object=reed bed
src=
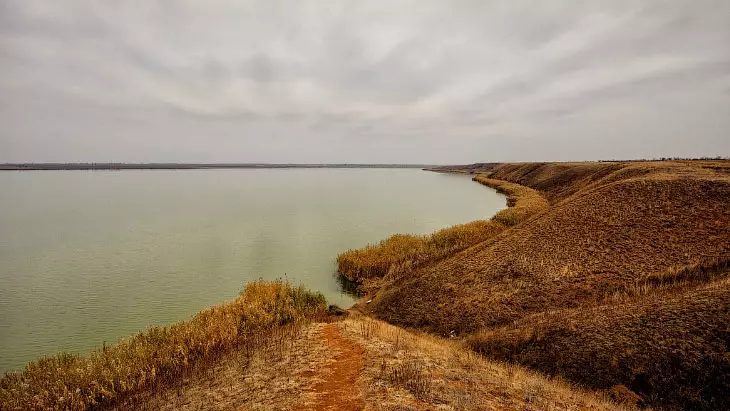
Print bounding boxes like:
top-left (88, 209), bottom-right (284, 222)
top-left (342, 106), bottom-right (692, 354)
top-left (471, 175), bottom-right (548, 226)
top-left (337, 220), bottom-right (504, 284)
top-left (336, 175), bottom-right (546, 285)
top-left (0, 280), bottom-right (326, 410)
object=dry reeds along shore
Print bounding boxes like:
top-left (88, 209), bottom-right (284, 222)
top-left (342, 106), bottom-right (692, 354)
top-left (336, 174), bottom-right (547, 290)
top-left (0, 280), bottom-right (326, 410)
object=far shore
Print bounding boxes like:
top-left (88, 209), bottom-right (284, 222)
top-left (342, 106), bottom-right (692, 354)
top-left (0, 163), bottom-right (438, 171)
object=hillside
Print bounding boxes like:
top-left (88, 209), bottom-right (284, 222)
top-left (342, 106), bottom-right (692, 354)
top-left (0, 285), bottom-right (630, 411)
top-left (111, 316), bottom-right (628, 410)
top-left (468, 265), bottom-right (730, 410)
top-left (345, 160), bottom-right (730, 410)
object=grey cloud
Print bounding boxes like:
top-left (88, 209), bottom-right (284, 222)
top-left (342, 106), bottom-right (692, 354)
top-left (1, 0), bottom-right (729, 163)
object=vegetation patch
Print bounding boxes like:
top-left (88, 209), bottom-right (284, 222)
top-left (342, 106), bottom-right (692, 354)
top-left (0, 281), bottom-right (326, 410)
top-left (466, 275), bottom-right (730, 410)
top-left (471, 175), bottom-right (548, 226)
top-left (336, 175), bottom-right (545, 289)
top-left (362, 160), bottom-right (730, 410)
top-left (337, 220), bottom-right (505, 285)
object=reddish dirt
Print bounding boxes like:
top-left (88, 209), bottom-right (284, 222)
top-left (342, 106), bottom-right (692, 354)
top-left (297, 324), bottom-right (365, 411)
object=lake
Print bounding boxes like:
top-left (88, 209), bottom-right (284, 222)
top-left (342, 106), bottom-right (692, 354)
top-left (0, 168), bottom-right (504, 372)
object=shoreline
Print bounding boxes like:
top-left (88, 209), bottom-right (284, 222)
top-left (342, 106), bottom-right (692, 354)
top-left (0, 163), bottom-right (438, 171)
top-left (337, 172), bottom-right (544, 304)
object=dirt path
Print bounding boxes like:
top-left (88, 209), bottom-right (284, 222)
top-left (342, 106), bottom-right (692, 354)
top-left (297, 323), bottom-right (365, 411)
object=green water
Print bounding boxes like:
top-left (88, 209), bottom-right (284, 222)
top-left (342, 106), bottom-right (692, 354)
top-left (0, 168), bottom-right (504, 372)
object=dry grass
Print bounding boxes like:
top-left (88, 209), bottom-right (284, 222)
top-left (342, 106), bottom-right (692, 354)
top-left (467, 276), bottom-right (730, 410)
top-left (0, 281), bottom-right (326, 410)
top-left (63, 315), bottom-right (634, 410)
top-left (472, 175), bottom-right (549, 226)
top-left (368, 161), bottom-right (730, 333)
top-left (337, 220), bottom-right (505, 286)
top-left (341, 316), bottom-right (631, 410)
top-left (602, 257), bottom-right (730, 303)
top-left (111, 322), bottom-right (333, 410)
top-left (361, 160), bottom-right (730, 410)
top-left (336, 174), bottom-right (546, 289)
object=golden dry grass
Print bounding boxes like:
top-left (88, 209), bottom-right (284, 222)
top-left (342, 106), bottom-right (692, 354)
top-left (467, 274), bottom-right (730, 410)
top-left (361, 160), bottom-right (730, 410)
top-left (0, 281), bottom-right (326, 410)
top-left (109, 322), bottom-right (334, 410)
top-left (340, 316), bottom-right (632, 410)
top-left (336, 175), bottom-right (546, 290)
top-left (472, 175), bottom-right (548, 226)
top-left (90, 315), bottom-right (634, 410)
top-left (337, 220), bottom-right (505, 286)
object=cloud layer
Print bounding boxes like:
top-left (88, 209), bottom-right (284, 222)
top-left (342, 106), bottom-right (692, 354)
top-left (1, 0), bottom-right (729, 163)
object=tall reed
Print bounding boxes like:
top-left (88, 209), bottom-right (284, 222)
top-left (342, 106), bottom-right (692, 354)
top-left (336, 175), bottom-right (547, 285)
top-left (471, 175), bottom-right (548, 227)
top-left (0, 280), bottom-right (326, 410)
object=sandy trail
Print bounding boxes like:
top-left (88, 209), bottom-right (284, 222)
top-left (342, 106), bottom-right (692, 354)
top-left (296, 323), bottom-right (365, 411)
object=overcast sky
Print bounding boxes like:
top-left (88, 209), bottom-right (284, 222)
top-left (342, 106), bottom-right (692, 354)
top-left (1, 1), bottom-right (728, 163)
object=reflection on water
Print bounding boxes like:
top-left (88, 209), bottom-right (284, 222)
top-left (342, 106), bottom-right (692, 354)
top-left (335, 272), bottom-right (363, 298)
top-left (0, 168), bottom-right (505, 372)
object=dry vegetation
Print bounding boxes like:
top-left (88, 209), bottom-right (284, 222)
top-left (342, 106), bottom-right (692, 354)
top-left (337, 220), bottom-right (505, 289)
top-left (356, 160), bottom-right (730, 410)
top-left (94, 315), bottom-right (633, 410)
top-left (0, 281), bottom-right (326, 410)
top-left (472, 175), bottom-right (548, 227)
top-left (340, 316), bottom-right (631, 410)
top-left (336, 174), bottom-right (547, 292)
top-left (467, 274), bottom-right (730, 410)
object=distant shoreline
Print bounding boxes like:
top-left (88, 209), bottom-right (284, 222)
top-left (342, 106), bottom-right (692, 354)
top-left (0, 163), bottom-right (439, 171)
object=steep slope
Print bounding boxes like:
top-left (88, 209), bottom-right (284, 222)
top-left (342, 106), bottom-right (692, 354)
top-left (468, 273), bottom-right (730, 410)
top-left (345, 160), bottom-right (730, 410)
top-left (367, 162), bottom-right (730, 334)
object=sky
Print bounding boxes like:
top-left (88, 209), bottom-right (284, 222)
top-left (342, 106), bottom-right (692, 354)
top-left (1, 1), bottom-right (728, 164)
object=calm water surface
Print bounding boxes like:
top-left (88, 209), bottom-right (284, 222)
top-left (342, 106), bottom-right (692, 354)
top-left (0, 169), bottom-right (504, 372)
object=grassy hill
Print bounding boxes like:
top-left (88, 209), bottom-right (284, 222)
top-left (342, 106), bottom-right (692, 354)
top-left (0, 284), bottom-right (630, 411)
top-left (344, 160), bottom-right (730, 410)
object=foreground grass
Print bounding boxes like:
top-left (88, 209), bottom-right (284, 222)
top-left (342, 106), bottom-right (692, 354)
top-left (336, 175), bottom-right (546, 287)
top-left (342, 316), bottom-right (631, 410)
top-left (111, 315), bottom-right (631, 410)
top-left (0, 281), bottom-right (326, 410)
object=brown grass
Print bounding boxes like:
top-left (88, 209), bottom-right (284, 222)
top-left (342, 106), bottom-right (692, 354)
top-left (0, 281), bottom-right (326, 410)
top-left (341, 316), bottom-right (630, 410)
top-left (368, 162), bottom-right (730, 333)
top-left (467, 275), bottom-right (730, 410)
top-left (336, 174), bottom-right (546, 290)
top-left (97, 316), bottom-right (633, 410)
top-left (360, 160), bottom-right (730, 410)
top-left (337, 220), bottom-right (505, 286)
top-left (472, 175), bottom-right (549, 226)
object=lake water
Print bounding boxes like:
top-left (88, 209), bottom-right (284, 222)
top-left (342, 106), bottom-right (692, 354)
top-left (0, 168), bottom-right (504, 372)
